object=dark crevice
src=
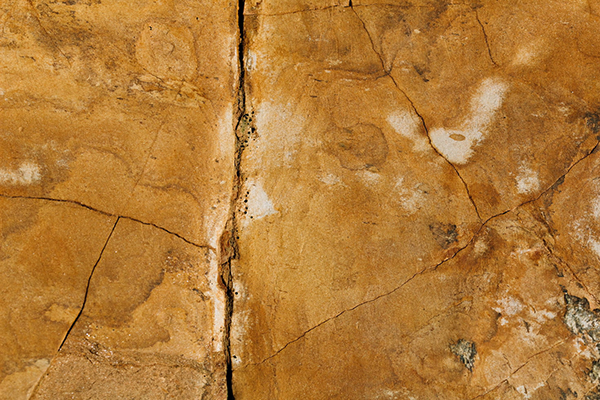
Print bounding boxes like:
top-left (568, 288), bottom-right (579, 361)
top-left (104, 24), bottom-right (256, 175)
top-left (0, 193), bottom-right (213, 251)
top-left (57, 217), bottom-right (120, 352)
top-left (221, 0), bottom-right (246, 399)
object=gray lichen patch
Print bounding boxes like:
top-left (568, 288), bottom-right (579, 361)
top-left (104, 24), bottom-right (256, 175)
top-left (563, 294), bottom-right (600, 342)
top-left (450, 339), bottom-right (477, 371)
top-left (590, 360), bottom-right (600, 383)
top-left (587, 389), bottom-right (600, 400)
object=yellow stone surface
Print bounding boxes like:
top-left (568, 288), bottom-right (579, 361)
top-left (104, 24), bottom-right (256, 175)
top-left (3, 0), bottom-right (600, 399)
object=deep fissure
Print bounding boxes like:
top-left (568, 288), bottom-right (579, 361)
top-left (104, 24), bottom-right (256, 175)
top-left (221, 0), bottom-right (247, 398)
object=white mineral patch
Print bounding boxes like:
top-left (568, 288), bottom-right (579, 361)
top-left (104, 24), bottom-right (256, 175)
top-left (253, 101), bottom-right (306, 167)
top-left (356, 170), bottom-right (381, 186)
top-left (430, 77), bottom-right (509, 164)
top-left (394, 177), bottom-right (425, 215)
top-left (516, 164), bottom-right (540, 194)
top-left (588, 237), bottom-right (600, 259)
top-left (387, 110), bottom-right (429, 152)
top-left (0, 162), bottom-right (41, 185)
top-left (207, 251), bottom-right (225, 352)
top-left (318, 173), bottom-right (342, 186)
top-left (493, 296), bottom-right (524, 316)
top-left (592, 196), bottom-right (600, 219)
top-left (244, 179), bottom-right (277, 226)
top-left (515, 382), bottom-right (545, 400)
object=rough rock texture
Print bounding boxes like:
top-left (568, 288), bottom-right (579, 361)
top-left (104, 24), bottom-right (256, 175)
top-left (0, 0), bottom-right (237, 397)
top-left (231, 0), bottom-right (600, 399)
top-left (3, 0), bottom-right (600, 399)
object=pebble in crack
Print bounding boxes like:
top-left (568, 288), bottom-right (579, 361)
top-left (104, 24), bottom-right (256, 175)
top-left (450, 339), bottom-right (477, 371)
top-left (563, 294), bottom-right (600, 342)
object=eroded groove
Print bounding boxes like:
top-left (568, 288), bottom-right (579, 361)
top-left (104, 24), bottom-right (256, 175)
top-left (0, 193), bottom-right (213, 251)
top-left (220, 0), bottom-right (247, 398)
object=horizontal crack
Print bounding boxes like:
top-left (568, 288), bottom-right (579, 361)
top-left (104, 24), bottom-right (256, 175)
top-left (0, 193), bottom-right (215, 251)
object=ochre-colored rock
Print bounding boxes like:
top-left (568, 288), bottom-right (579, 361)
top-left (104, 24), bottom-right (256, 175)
top-left (231, 1), bottom-right (600, 399)
top-left (3, 0), bottom-right (600, 399)
top-left (0, 0), bottom-right (237, 397)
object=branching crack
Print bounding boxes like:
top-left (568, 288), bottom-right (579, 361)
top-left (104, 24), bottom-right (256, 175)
top-left (349, 5), bottom-right (482, 220)
top-left (540, 234), bottom-right (600, 306)
top-left (0, 193), bottom-right (213, 251)
top-left (468, 340), bottom-right (565, 400)
top-left (27, 217), bottom-right (120, 399)
top-left (246, 216), bottom-right (493, 367)
top-left (473, 9), bottom-right (498, 67)
top-left (59, 217), bottom-right (120, 351)
top-left (241, 139), bottom-right (600, 367)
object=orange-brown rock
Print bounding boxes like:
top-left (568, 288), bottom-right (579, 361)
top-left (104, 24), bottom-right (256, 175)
top-left (231, 1), bottom-right (600, 399)
top-left (0, 0), bottom-right (237, 397)
top-left (3, 0), bottom-right (600, 399)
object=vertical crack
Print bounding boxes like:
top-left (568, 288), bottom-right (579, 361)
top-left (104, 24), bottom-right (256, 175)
top-left (474, 9), bottom-right (498, 67)
top-left (220, 0), bottom-right (246, 399)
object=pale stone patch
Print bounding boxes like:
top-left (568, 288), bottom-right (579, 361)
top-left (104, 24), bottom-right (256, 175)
top-left (515, 382), bottom-right (545, 400)
top-left (318, 173), bottom-right (342, 186)
top-left (588, 237), bottom-right (600, 259)
top-left (516, 164), bottom-right (540, 194)
top-left (0, 162), bottom-right (41, 185)
top-left (531, 309), bottom-right (557, 323)
top-left (356, 170), bottom-right (381, 186)
top-left (592, 196), bottom-right (600, 219)
top-left (387, 110), bottom-right (429, 152)
top-left (253, 101), bottom-right (306, 167)
top-left (430, 77), bottom-right (509, 164)
top-left (492, 296), bottom-right (524, 316)
top-left (207, 251), bottom-right (226, 352)
top-left (243, 179), bottom-right (277, 226)
top-left (473, 238), bottom-right (488, 256)
top-left (394, 177), bottom-right (425, 215)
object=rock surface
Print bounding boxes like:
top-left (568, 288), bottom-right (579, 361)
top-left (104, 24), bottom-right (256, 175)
top-left (2, 0), bottom-right (600, 399)
top-left (0, 0), bottom-right (237, 397)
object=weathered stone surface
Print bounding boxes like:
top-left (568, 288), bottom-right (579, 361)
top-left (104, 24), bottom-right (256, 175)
top-left (30, 218), bottom-right (225, 399)
top-left (4, 0), bottom-right (600, 398)
top-left (0, 0), bottom-right (237, 397)
top-left (231, 1), bottom-right (600, 399)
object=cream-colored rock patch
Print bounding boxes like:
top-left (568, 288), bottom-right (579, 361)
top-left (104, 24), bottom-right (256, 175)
top-left (430, 77), bottom-right (509, 164)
